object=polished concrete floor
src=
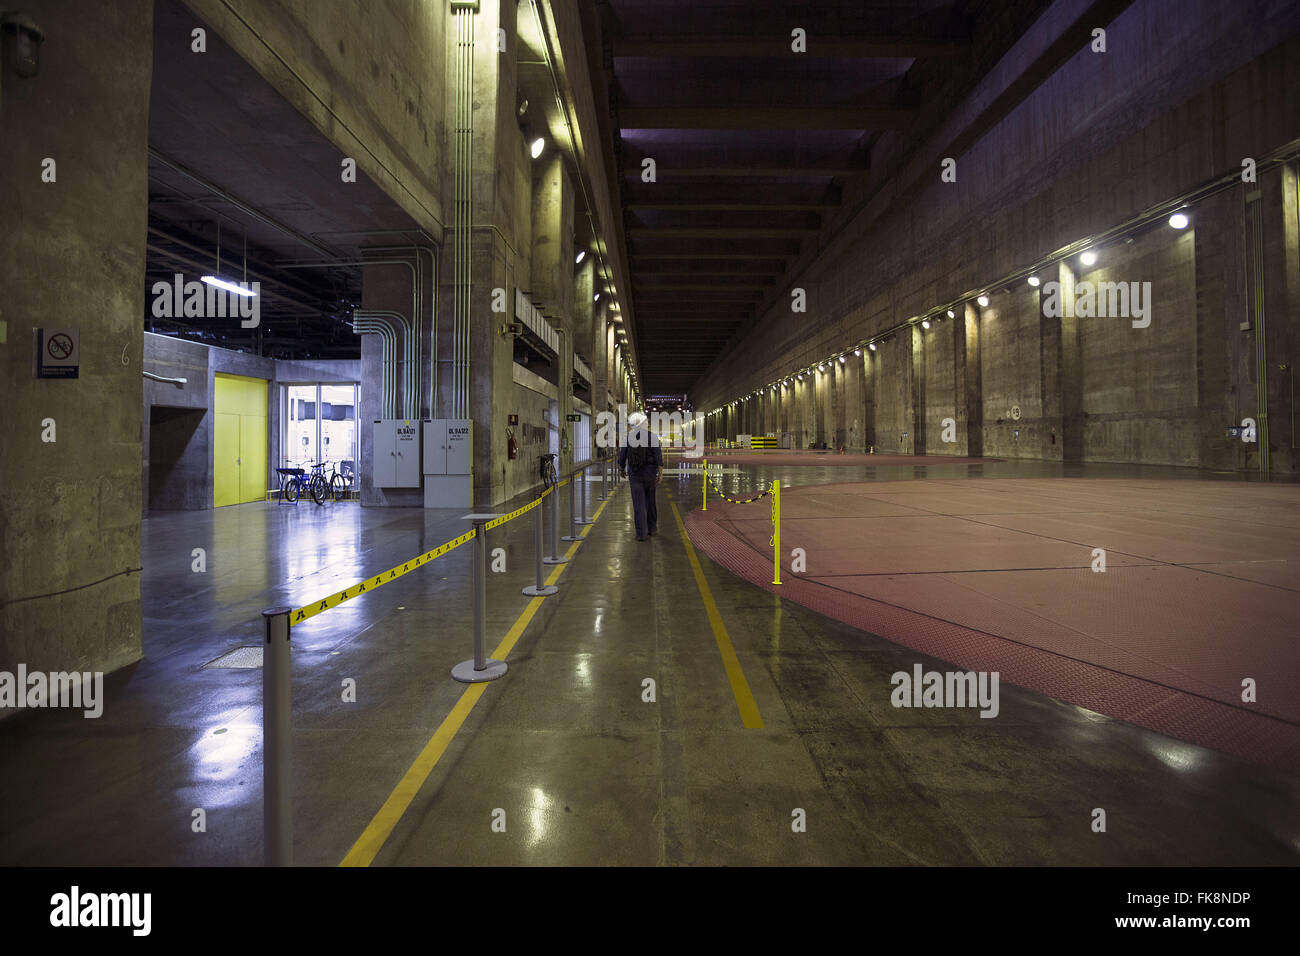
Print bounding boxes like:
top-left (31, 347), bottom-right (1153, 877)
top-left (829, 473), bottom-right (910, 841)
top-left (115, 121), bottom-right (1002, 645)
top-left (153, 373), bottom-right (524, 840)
top-left (1, 463), bottom-right (1297, 865)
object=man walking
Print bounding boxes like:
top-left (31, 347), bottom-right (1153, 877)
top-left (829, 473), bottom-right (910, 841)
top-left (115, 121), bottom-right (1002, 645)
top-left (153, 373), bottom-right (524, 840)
top-left (618, 411), bottom-right (663, 541)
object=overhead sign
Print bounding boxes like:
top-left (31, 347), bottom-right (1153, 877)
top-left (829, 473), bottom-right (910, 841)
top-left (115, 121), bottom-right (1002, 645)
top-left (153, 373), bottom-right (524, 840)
top-left (36, 327), bottom-right (79, 379)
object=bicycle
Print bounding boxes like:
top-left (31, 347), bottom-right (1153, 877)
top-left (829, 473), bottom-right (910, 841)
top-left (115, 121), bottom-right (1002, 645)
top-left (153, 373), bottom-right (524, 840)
top-left (276, 465), bottom-right (325, 505)
top-left (539, 453), bottom-right (558, 490)
top-left (328, 461), bottom-right (355, 501)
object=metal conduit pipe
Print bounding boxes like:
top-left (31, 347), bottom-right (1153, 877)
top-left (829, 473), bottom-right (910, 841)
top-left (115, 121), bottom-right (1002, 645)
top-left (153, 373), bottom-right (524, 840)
top-left (305, 232), bottom-right (440, 418)
top-left (453, 6), bottom-right (474, 420)
top-left (354, 309), bottom-right (413, 419)
top-left (365, 246), bottom-right (438, 419)
top-left (278, 259), bottom-right (418, 418)
top-left (352, 317), bottom-right (397, 418)
top-left (351, 320), bottom-right (390, 418)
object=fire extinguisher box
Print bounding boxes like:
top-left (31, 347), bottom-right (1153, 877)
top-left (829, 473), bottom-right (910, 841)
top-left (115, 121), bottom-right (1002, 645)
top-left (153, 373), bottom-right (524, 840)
top-left (423, 419), bottom-right (472, 508)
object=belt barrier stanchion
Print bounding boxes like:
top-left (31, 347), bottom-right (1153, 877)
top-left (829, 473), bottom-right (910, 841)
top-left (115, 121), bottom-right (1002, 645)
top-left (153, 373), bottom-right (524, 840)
top-left (599, 456), bottom-right (609, 501)
top-left (523, 491), bottom-right (558, 596)
top-left (702, 458), bottom-right (707, 511)
top-left (262, 606), bottom-right (292, 866)
top-left (578, 462), bottom-right (594, 525)
top-left (545, 479), bottom-right (568, 565)
top-left (562, 469), bottom-right (582, 542)
top-left (453, 517), bottom-right (508, 683)
top-left (771, 480), bottom-right (783, 586)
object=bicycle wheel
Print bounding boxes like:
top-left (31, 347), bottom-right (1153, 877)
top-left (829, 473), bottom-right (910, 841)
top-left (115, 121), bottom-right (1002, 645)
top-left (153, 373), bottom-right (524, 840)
top-left (330, 474), bottom-right (347, 501)
top-left (308, 474), bottom-right (327, 504)
top-left (284, 478), bottom-right (300, 503)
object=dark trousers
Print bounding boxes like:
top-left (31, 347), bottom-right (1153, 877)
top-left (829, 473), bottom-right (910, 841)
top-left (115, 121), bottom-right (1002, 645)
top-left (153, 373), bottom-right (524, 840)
top-left (628, 472), bottom-right (658, 537)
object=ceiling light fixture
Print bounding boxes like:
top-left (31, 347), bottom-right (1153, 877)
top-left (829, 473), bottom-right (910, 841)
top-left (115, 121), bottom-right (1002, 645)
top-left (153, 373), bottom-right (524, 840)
top-left (1169, 212), bottom-right (1189, 229)
top-left (1027, 276), bottom-right (1040, 287)
top-left (530, 137), bottom-right (545, 159)
top-left (575, 250), bottom-right (586, 265)
top-left (1080, 250), bottom-right (1097, 266)
top-left (977, 295), bottom-right (990, 307)
top-left (201, 276), bottom-right (257, 297)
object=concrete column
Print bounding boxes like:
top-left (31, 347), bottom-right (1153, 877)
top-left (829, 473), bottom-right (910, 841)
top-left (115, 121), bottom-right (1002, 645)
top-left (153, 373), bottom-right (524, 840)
top-left (862, 350), bottom-right (876, 452)
top-left (962, 304), bottom-right (984, 458)
top-left (529, 153), bottom-right (575, 475)
top-left (0, 0), bottom-right (152, 678)
top-left (1259, 164), bottom-right (1300, 478)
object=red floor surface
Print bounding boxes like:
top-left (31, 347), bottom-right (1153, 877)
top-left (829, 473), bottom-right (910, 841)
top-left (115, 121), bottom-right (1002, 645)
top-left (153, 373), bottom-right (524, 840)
top-left (668, 450), bottom-right (1002, 467)
top-left (686, 478), bottom-right (1300, 770)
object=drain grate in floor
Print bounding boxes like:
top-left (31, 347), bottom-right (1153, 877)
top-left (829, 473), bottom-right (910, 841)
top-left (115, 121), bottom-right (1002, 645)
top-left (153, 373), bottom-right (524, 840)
top-left (203, 646), bottom-right (263, 669)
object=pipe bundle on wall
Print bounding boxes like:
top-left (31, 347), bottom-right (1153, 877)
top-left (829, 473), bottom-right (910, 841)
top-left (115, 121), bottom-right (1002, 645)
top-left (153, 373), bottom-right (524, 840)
top-left (453, 5), bottom-right (475, 420)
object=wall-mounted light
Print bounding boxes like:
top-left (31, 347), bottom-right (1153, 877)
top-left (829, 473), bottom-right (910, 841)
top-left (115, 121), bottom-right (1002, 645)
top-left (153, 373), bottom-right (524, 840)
top-left (1168, 212), bottom-right (1189, 229)
top-left (921, 319), bottom-right (930, 329)
top-left (1079, 250), bottom-right (1097, 267)
top-left (1027, 276), bottom-right (1040, 287)
top-left (575, 250), bottom-right (586, 265)
top-left (594, 293), bottom-right (601, 303)
top-left (839, 355), bottom-right (846, 363)
top-left (977, 295), bottom-right (990, 307)
top-left (530, 137), bottom-right (545, 159)
top-left (946, 309), bottom-right (955, 319)
top-left (854, 348), bottom-right (861, 356)
top-left (868, 342), bottom-right (877, 351)
top-left (1, 12), bottom-right (44, 79)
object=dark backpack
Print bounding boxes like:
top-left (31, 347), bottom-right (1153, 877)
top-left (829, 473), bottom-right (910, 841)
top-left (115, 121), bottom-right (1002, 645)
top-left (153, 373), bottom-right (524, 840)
top-left (627, 443), bottom-right (649, 472)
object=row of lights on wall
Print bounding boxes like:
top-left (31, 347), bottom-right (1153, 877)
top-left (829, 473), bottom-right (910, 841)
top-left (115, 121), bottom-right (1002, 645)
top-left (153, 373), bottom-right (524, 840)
top-left (527, 102), bottom-right (641, 405)
top-left (574, 245), bottom-right (638, 399)
top-left (706, 209), bottom-right (1192, 418)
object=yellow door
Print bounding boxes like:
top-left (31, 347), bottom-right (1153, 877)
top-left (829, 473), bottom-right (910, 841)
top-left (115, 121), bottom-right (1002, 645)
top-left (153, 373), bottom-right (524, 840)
top-left (214, 374), bottom-right (268, 506)
top-left (240, 415), bottom-right (267, 503)
top-left (214, 413), bottom-right (241, 507)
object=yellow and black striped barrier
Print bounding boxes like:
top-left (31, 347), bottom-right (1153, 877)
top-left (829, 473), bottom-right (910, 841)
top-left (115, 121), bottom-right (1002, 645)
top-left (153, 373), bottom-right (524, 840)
top-left (750, 435), bottom-right (779, 449)
top-left (700, 459), bottom-right (782, 586)
top-left (290, 486), bottom-right (557, 625)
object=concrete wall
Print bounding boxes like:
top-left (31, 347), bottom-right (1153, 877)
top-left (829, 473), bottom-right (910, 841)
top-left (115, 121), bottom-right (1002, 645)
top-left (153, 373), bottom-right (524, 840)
top-left (143, 333), bottom-right (358, 511)
top-left (183, 0), bottom-right (447, 239)
top-left (695, 0), bottom-right (1300, 476)
top-left (0, 0), bottom-right (154, 679)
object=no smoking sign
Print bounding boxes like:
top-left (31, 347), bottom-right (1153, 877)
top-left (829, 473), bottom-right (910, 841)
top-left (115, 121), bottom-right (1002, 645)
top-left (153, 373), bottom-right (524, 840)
top-left (36, 327), bottom-right (79, 379)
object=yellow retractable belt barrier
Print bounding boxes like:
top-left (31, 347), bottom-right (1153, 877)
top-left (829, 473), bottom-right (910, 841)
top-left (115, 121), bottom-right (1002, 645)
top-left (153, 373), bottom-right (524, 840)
top-left (290, 486), bottom-right (555, 625)
top-left (700, 462), bottom-right (782, 586)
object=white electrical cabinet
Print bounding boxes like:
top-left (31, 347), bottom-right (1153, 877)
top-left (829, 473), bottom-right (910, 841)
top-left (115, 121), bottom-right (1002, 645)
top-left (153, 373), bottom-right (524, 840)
top-left (423, 419), bottom-right (472, 508)
top-left (372, 420), bottom-right (422, 488)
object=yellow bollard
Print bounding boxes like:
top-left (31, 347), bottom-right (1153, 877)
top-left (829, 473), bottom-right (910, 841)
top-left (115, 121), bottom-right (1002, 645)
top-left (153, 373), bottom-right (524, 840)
top-left (702, 458), bottom-right (708, 511)
top-left (771, 480), bottom-right (782, 585)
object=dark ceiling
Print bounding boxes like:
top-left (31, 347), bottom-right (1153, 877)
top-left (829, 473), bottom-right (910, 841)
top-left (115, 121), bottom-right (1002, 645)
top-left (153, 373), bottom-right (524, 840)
top-left (596, 0), bottom-right (1055, 397)
top-left (146, 0), bottom-right (425, 360)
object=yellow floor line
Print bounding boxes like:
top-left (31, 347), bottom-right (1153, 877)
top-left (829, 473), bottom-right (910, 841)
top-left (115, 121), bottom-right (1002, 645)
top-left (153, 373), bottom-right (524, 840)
top-left (669, 500), bottom-right (764, 729)
top-left (339, 487), bottom-right (614, 867)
